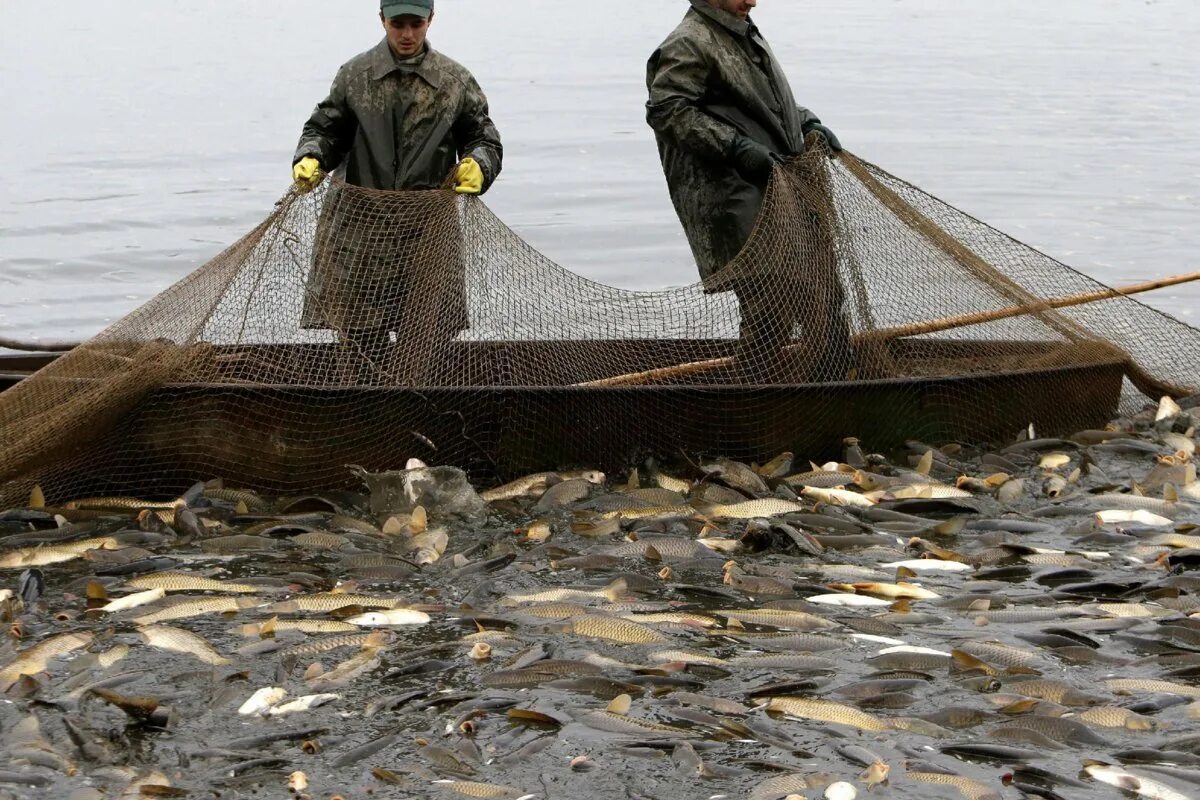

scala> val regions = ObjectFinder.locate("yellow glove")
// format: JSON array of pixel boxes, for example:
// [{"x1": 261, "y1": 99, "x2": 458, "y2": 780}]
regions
[
  {"x1": 454, "y1": 157, "x2": 484, "y2": 195},
  {"x1": 292, "y1": 157, "x2": 323, "y2": 193}
]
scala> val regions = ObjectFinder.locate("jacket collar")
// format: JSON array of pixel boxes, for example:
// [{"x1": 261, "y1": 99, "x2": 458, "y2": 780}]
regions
[
  {"x1": 689, "y1": 0, "x2": 752, "y2": 38},
  {"x1": 368, "y1": 38, "x2": 442, "y2": 88}
]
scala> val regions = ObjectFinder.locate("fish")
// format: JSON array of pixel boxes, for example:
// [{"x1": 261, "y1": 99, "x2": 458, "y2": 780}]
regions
[
  {"x1": 431, "y1": 780, "x2": 537, "y2": 799},
  {"x1": 905, "y1": 771, "x2": 1000, "y2": 800},
  {"x1": 807, "y1": 593, "x2": 891, "y2": 608},
  {"x1": 134, "y1": 596, "x2": 261, "y2": 625},
  {"x1": 703, "y1": 499, "x2": 807, "y2": 518},
  {"x1": 65, "y1": 496, "x2": 181, "y2": 511},
  {"x1": 505, "y1": 578, "x2": 629, "y2": 605},
  {"x1": 344, "y1": 609, "x2": 431, "y2": 626},
  {"x1": 1073, "y1": 706, "x2": 1157, "y2": 731},
  {"x1": 1106, "y1": 678, "x2": 1200, "y2": 698},
  {"x1": 269, "y1": 693, "x2": 340, "y2": 716},
  {"x1": 126, "y1": 572, "x2": 260, "y2": 594},
  {"x1": 761, "y1": 697, "x2": 889, "y2": 732},
  {"x1": 307, "y1": 642, "x2": 384, "y2": 690},
  {"x1": 138, "y1": 625, "x2": 231, "y2": 665},
  {"x1": 0, "y1": 632, "x2": 94, "y2": 691},
  {"x1": 576, "y1": 694, "x2": 700, "y2": 738},
  {"x1": 801, "y1": 486, "x2": 875, "y2": 507},
  {"x1": 405, "y1": 528, "x2": 449, "y2": 564},
  {"x1": 0, "y1": 538, "x2": 120, "y2": 568},
  {"x1": 1095, "y1": 510, "x2": 1173, "y2": 527},
  {"x1": 881, "y1": 559, "x2": 973, "y2": 573},
  {"x1": 716, "y1": 608, "x2": 836, "y2": 630},
  {"x1": 565, "y1": 615, "x2": 669, "y2": 644},
  {"x1": 238, "y1": 687, "x2": 288, "y2": 716},
  {"x1": 1084, "y1": 762, "x2": 1191, "y2": 800},
  {"x1": 100, "y1": 587, "x2": 165, "y2": 613},
  {"x1": 263, "y1": 593, "x2": 404, "y2": 614},
  {"x1": 281, "y1": 632, "x2": 389, "y2": 662},
  {"x1": 840, "y1": 582, "x2": 940, "y2": 600},
  {"x1": 701, "y1": 458, "x2": 769, "y2": 495},
  {"x1": 481, "y1": 470, "x2": 605, "y2": 502}
]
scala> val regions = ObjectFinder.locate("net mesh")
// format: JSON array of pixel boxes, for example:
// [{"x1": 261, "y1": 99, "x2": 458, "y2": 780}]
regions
[{"x1": 3, "y1": 142, "x2": 1198, "y2": 505}]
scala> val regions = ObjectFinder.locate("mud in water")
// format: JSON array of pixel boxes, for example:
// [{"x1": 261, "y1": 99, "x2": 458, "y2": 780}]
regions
[{"x1": 3, "y1": 396, "x2": 1200, "y2": 799}]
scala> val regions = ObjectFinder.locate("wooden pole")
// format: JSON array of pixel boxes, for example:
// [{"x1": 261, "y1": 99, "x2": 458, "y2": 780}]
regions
[{"x1": 576, "y1": 270, "x2": 1200, "y2": 388}]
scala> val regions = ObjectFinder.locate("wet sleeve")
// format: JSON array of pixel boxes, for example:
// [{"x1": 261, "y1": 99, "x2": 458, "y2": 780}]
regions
[
  {"x1": 453, "y1": 75, "x2": 504, "y2": 194},
  {"x1": 294, "y1": 66, "x2": 357, "y2": 171},
  {"x1": 645, "y1": 37, "x2": 739, "y2": 162},
  {"x1": 797, "y1": 105, "x2": 822, "y2": 131}
]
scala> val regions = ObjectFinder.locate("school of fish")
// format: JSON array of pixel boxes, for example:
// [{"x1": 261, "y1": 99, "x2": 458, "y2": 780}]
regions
[{"x1": 3, "y1": 394, "x2": 1200, "y2": 799}]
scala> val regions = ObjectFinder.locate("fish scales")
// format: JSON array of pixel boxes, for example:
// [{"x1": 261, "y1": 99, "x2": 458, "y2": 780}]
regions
[
  {"x1": 134, "y1": 596, "x2": 259, "y2": 625},
  {"x1": 127, "y1": 572, "x2": 260, "y2": 594},
  {"x1": 905, "y1": 772, "x2": 1001, "y2": 800},
  {"x1": 567, "y1": 615, "x2": 669, "y2": 644},
  {"x1": 763, "y1": 697, "x2": 889, "y2": 732},
  {"x1": 281, "y1": 633, "x2": 384, "y2": 660},
  {"x1": 138, "y1": 625, "x2": 231, "y2": 665}
]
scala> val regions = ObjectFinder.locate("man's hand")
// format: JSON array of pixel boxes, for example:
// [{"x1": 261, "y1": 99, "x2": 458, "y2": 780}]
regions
[
  {"x1": 730, "y1": 136, "x2": 782, "y2": 185},
  {"x1": 292, "y1": 157, "x2": 323, "y2": 193},
  {"x1": 454, "y1": 158, "x2": 484, "y2": 195},
  {"x1": 806, "y1": 123, "x2": 843, "y2": 154}
]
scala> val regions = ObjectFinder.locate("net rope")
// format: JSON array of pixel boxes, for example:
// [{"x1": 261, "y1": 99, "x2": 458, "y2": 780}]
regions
[{"x1": 2, "y1": 143, "x2": 1198, "y2": 504}]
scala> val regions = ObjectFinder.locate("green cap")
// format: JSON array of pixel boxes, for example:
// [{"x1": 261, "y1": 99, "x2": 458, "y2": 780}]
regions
[{"x1": 381, "y1": 0, "x2": 433, "y2": 18}]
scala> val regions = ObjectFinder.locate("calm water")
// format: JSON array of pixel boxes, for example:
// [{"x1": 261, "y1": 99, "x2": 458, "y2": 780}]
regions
[{"x1": 1, "y1": 1, "x2": 1197, "y2": 348}]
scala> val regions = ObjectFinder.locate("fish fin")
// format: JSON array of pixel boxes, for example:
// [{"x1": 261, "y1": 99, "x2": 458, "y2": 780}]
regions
[
  {"x1": 1116, "y1": 776, "x2": 1141, "y2": 791},
  {"x1": 410, "y1": 506, "x2": 428, "y2": 534},
  {"x1": 1002, "y1": 666, "x2": 1042, "y2": 677},
  {"x1": 916, "y1": 450, "x2": 933, "y2": 477},
  {"x1": 1068, "y1": 468, "x2": 1081, "y2": 484},
  {"x1": 933, "y1": 517, "x2": 966, "y2": 536},
  {"x1": 362, "y1": 631, "x2": 388, "y2": 649},
  {"x1": 1165, "y1": 483, "x2": 1180, "y2": 503},
  {"x1": 1001, "y1": 698, "x2": 1041, "y2": 714},
  {"x1": 891, "y1": 598, "x2": 912, "y2": 613},
  {"x1": 29, "y1": 485, "x2": 45, "y2": 509},
  {"x1": 235, "y1": 500, "x2": 249, "y2": 515},
  {"x1": 950, "y1": 649, "x2": 997, "y2": 676},
  {"x1": 604, "y1": 578, "x2": 630, "y2": 602},
  {"x1": 259, "y1": 617, "x2": 278, "y2": 639},
  {"x1": 624, "y1": 467, "x2": 639, "y2": 491},
  {"x1": 984, "y1": 473, "x2": 1011, "y2": 487},
  {"x1": 85, "y1": 581, "x2": 107, "y2": 601},
  {"x1": 606, "y1": 694, "x2": 632, "y2": 715},
  {"x1": 895, "y1": 567, "x2": 918, "y2": 580},
  {"x1": 643, "y1": 546, "x2": 662, "y2": 563}
]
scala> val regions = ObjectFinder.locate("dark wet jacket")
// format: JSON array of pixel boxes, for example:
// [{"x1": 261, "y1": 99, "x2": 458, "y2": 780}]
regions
[
  {"x1": 294, "y1": 39, "x2": 502, "y2": 192},
  {"x1": 647, "y1": 1, "x2": 819, "y2": 279}
]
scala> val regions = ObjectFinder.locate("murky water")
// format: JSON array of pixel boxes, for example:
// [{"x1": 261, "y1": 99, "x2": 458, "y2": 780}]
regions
[
  {"x1": 1, "y1": 1, "x2": 1197, "y2": 348},
  {"x1": 3, "y1": 401, "x2": 1200, "y2": 798}
]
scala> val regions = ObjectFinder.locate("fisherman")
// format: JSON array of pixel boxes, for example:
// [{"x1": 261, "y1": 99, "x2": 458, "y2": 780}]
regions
[
  {"x1": 646, "y1": 0, "x2": 854, "y2": 380},
  {"x1": 291, "y1": 0, "x2": 503, "y2": 379}
]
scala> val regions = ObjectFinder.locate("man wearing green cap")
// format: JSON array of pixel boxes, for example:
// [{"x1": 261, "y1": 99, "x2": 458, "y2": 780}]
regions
[
  {"x1": 293, "y1": 0, "x2": 501, "y2": 194},
  {"x1": 291, "y1": 1, "x2": 503, "y2": 377},
  {"x1": 646, "y1": 0, "x2": 854, "y2": 380}
]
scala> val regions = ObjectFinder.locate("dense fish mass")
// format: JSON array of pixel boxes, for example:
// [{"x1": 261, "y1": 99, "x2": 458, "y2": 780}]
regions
[{"x1": 2, "y1": 395, "x2": 1200, "y2": 799}]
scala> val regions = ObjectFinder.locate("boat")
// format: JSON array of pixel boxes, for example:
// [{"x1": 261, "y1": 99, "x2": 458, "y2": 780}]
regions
[{"x1": 0, "y1": 336, "x2": 1126, "y2": 496}]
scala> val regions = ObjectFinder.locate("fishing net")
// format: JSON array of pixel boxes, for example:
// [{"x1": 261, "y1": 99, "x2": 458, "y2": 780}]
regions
[{"x1": 3, "y1": 137, "x2": 1199, "y2": 505}]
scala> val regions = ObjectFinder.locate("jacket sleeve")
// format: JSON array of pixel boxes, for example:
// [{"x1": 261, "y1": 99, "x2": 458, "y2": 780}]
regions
[
  {"x1": 453, "y1": 75, "x2": 503, "y2": 194},
  {"x1": 294, "y1": 66, "x2": 357, "y2": 171},
  {"x1": 646, "y1": 36, "x2": 740, "y2": 162},
  {"x1": 798, "y1": 105, "x2": 822, "y2": 131}
]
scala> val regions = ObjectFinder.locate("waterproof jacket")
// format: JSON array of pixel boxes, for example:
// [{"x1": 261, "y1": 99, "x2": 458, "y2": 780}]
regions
[
  {"x1": 647, "y1": 0, "x2": 819, "y2": 279},
  {"x1": 295, "y1": 39, "x2": 502, "y2": 192}
]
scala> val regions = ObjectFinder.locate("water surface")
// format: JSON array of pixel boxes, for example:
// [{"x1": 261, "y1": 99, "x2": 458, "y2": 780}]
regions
[{"x1": 1, "y1": 0, "x2": 1197, "y2": 347}]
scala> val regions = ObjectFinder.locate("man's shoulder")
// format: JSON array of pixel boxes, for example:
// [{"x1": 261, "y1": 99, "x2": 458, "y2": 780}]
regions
[
  {"x1": 657, "y1": 9, "x2": 719, "y2": 53},
  {"x1": 424, "y1": 49, "x2": 482, "y2": 90},
  {"x1": 336, "y1": 42, "x2": 385, "y2": 78}
]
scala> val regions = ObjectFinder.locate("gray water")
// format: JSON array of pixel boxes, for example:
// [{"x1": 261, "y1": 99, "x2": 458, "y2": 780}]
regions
[{"x1": 1, "y1": 0, "x2": 1197, "y2": 347}]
